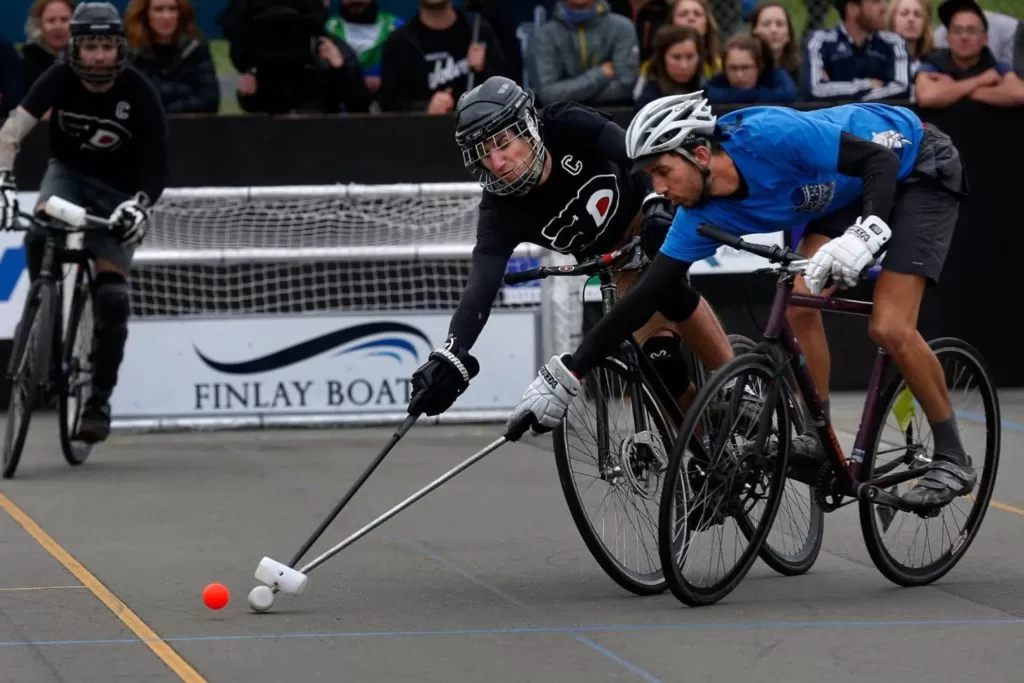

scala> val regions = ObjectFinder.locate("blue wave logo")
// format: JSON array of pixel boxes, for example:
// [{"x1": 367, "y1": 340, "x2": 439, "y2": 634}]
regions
[{"x1": 194, "y1": 322, "x2": 431, "y2": 375}]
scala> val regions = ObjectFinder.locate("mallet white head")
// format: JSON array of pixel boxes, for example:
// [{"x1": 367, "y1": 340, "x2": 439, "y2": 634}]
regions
[
  {"x1": 254, "y1": 556, "x2": 308, "y2": 595},
  {"x1": 247, "y1": 585, "x2": 275, "y2": 613}
]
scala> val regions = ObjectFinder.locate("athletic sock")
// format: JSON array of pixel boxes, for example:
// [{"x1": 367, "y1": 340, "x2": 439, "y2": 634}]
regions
[{"x1": 930, "y1": 415, "x2": 968, "y2": 466}]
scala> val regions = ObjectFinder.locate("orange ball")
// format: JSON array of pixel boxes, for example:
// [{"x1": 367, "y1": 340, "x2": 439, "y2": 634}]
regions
[{"x1": 202, "y1": 582, "x2": 230, "y2": 610}]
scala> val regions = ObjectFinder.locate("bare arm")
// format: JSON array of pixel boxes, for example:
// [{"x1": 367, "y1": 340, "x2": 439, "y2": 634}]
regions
[
  {"x1": 971, "y1": 71, "x2": 1024, "y2": 107},
  {"x1": 0, "y1": 107, "x2": 39, "y2": 171},
  {"x1": 914, "y1": 71, "x2": 982, "y2": 108}
]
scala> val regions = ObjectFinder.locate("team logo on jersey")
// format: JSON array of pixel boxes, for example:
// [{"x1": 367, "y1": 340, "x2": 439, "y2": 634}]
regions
[
  {"x1": 115, "y1": 101, "x2": 131, "y2": 120},
  {"x1": 791, "y1": 181, "x2": 835, "y2": 213},
  {"x1": 58, "y1": 111, "x2": 132, "y2": 152},
  {"x1": 540, "y1": 174, "x2": 620, "y2": 252},
  {"x1": 871, "y1": 130, "x2": 911, "y2": 151}
]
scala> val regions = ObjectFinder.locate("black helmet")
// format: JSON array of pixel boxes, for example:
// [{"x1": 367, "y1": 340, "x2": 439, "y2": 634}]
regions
[
  {"x1": 68, "y1": 2, "x2": 128, "y2": 85},
  {"x1": 455, "y1": 76, "x2": 546, "y2": 196}
]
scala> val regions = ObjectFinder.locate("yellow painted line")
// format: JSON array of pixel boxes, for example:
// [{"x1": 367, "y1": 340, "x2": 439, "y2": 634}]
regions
[
  {"x1": 0, "y1": 585, "x2": 86, "y2": 592},
  {"x1": 0, "y1": 492, "x2": 207, "y2": 683},
  {"x1": 990, "y1": 499, "x2": 1024, "y2": 516}
]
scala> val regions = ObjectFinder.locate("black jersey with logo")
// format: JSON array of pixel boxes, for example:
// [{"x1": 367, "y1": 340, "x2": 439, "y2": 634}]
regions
[
  {"x1": 20, "y1": 63, "x2": 168, "y2": 202},
  {"x1": 475, "y1": 101, "x2": 649, "y2": 260},
  {"x1": 447, "y1": 101, "x2": 651, "y2": 351}
]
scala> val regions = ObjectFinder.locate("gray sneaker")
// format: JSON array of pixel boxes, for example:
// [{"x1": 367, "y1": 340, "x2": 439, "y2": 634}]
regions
[{"x1": 901, "y1": 457, "x2": 977, "y2": 510}]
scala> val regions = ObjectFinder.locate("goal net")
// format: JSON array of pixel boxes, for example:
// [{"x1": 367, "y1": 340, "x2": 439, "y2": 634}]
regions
[{"x1": 116, "y1": 183, "x2": 584, "y2": 432}]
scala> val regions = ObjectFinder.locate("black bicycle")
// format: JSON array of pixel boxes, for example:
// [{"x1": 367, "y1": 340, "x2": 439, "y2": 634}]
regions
[
  {"x1": 505, "y1": 236, "x2": 755, "y2": 595},
  {"x1": 2, "y1": 197, "x2": 113, "y2": 479}
]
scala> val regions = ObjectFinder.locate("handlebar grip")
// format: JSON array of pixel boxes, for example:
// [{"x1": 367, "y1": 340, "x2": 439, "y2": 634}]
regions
[
  {"x1": 696, "y1": 224, "x2": 743, "y2": 249},
  {"x1": 503, "y1": 268, "x2": 545, "y2": 285},
  {"x1": 43, "y1": 196, "x2": 88, "y2": 228}
]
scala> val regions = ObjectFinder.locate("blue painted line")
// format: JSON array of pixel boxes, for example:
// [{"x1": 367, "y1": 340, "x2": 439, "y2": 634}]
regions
[
  {"x1": 371, "y1": 521, "x2": 661, "y2": 682},
  {"x1": 957, "y1": 409, "x2": 1024, "y2": 434},
  {"x1": 3, "y1": 617, "x2": 1024, "y2": 649}
]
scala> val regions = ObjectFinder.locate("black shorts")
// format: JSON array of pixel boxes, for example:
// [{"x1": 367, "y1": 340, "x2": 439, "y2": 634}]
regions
[
  {"x1": 803, "y1": 124, "x2": 966, "y2": 285},
  {"x1": 29, "y1": 159, "x2": 136, "y2": 272}
]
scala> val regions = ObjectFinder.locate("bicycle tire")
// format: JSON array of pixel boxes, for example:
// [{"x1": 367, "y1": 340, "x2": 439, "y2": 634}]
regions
[
  {"x1": 859, "y1": 337, "x2": 1000, "y2": 587},
  {"x1": 728, "y1": 335, "x2": 825, "y2": 577},
  {"x1": 58, "y1": 267, "x2": 95, "y2": 466},
  {"x1": 553, "y1": 355, "x2": 675, "y2": 596},
  {"x1": 2, "y1": 286, "x2": 55, "y2": 479},
  {"x1": 657, "y1": 351, "x2": 790, "y2": 607}
]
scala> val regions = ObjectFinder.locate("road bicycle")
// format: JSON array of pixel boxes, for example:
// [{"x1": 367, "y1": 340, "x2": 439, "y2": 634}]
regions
[
  {"x1": 3, "y1": 197, "x2": 114, "y2": 479},
  {"x1": 656, "y1": 225, "x2": 1000, "y2": 607}
]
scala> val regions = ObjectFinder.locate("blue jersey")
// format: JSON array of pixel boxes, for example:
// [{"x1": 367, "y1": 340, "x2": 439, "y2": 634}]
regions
[{"x1": 660, "y1": 103, "x2": 925, "y2": 263}]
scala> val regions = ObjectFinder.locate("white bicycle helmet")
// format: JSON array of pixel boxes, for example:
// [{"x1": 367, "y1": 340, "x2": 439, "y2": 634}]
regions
[{"x1": 625, "y1": 92, "x2": 717, "y2": 161}]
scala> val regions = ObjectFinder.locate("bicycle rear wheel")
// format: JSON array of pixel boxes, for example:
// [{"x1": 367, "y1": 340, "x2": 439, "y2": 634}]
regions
[
  {"x1": 3, "y1": 286, "x2": 55, "y2": 479},
  {"x1": 658, "y1": 351, "x2": 790, "y2": 606},
  {"x1": 553, "y1": 355, "x2": 674, "y2": 595},
  {"x1": 58, "y1": 266, "x2": 95, "y2": 466},
  {"x1": 859, "y1": 337, "x2": 1000, "y2": 587},
  {"x1": 727, "y1": 335, "x2": 825, "y2": 577}
]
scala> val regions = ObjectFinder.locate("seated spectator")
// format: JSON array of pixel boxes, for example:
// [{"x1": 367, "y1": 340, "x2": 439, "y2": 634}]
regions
[
  {"x1": 220, "y1": 0, "x2": 372, "y2": 115},
  {"x1": 705, "y1": 34, "x2": 797, "y2": 103},
  {"x1": 529, "y1": 0, "x2": 638, "y2": 107},
  {"x1": 915, "y1": 0, "x2": 1024, "y2": 108},
  {"x1": 669, "y1": 0, "x2": 721, "y2": 77},
  {"x1": 380, "y1": 0, "x2": 507, "y2": 114},
  {"x1": 21, "y1": 0, "x2": 74, "y2": 91},
  {"x1": 325, "y1": 0, "x2": 403, "y2": 96},
  {"x1": 802, "y1": 0, "x2": 911, "y2": 101},
  {"x1": 750, "y1": 1, "x2": 799, "y2": 83},
  {"x1": 635, "y1": 25, "x2": 704, "y2": 109},
  {"x1": 1, "y1": 39, "x2": 23, "y2": 120},
  {"x1": 125, "y1": 0, "x2": 220, "y2": 114},
  {"x1": 932, "y1": 4, "x2": 1020, "y2": 70}
]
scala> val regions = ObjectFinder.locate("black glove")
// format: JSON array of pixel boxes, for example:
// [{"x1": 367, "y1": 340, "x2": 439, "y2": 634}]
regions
[
  {"x1": 640, "y1": 192, "x2": 674, "y2": 258},
  {"x1": 407, "y1": 337, "x2": 481, "y2": 417}
]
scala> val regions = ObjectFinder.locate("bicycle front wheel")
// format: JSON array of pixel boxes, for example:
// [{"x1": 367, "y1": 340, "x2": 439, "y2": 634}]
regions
[
  {"x1": 58, "y1": 267, "x2": 95, "y2": 466},
  {"x1": 658, "y1": 351, "x2": 791, "y2": 606},
  {"x1": 553, "y1": 355, "x2": 675, "y2": 595},
  {"x1": 3, "y1": 286, "x2": 55, "y2": 479}
]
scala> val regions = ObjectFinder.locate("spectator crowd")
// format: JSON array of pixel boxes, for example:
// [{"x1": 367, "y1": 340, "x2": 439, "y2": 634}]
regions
[{"x1": 1, "y1": 0, "x2": 1022, "y2": 120}]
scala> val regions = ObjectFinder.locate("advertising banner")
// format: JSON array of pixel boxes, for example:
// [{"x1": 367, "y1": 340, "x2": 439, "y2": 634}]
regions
[{"x1": 110, "y1": 311, "x2": 538, "y2": 421}]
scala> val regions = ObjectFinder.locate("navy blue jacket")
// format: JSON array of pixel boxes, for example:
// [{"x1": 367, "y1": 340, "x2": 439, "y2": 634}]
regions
[
  {"x1": 801, "y1": 23, "x2": 911, "y2": 101},
  {"x1": 704, "y1": 68, "x2": 798, "y2": 104}
]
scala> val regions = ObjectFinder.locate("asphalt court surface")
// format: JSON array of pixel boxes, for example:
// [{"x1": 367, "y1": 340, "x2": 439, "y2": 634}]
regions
[{"x1": 2, "y1": 391, "x2": 1024, "y2": 683}]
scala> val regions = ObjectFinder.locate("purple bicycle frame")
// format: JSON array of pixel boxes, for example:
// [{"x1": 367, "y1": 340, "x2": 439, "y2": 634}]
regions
[{"x1": 760, "y1": 276, "x2": 888, "y2": 492}]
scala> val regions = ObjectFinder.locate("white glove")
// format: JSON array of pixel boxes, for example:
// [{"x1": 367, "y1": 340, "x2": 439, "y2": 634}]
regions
[
  {"x1": 803, "y1": 215, "x2": 891, "y2": 295},
  {"x1": 505, "y1": 355, "x2": 580, "y2": 440},
  {"x1": 109, "y1": 193, "x2": 150, "y2": 247},
  {"x1": 0, "y1": 171, "x2": 18, "y2": 231}
]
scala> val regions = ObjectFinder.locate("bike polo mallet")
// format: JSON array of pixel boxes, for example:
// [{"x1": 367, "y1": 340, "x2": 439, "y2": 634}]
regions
[
  {"x1": 247, "y1": 349, "x2": 492, "y2": 611},
  {"x1": 247, "y1": 412, "x2": 419, "y2": 611},
  {"x1": 247, "y1": 431, "x2": 511, "y2": 612},
  {"x1": 465, "y1": 0, "x2": 483, "y2": 90}
]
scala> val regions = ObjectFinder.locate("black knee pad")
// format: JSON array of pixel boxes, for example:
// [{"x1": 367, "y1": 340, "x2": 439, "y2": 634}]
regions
[
  {"x1": 93, "y1": 271, "x2": 130, "y2": 326},
  {"x1": 642, "y1": 334, "x2": 691, "y2": 398},
  {"x1": 658, "y1": 281, "x2": 701, "y2": 323}
]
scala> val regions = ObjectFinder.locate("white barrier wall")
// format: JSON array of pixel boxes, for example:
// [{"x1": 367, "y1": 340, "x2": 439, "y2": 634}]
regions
[{"x1": 111, "y1": 311, "x2": 538, "y2": 427}]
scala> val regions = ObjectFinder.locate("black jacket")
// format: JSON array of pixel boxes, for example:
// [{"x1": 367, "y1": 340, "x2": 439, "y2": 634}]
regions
[{"x1": 131, "y1": 36, "x2": 221, "y2": 114}]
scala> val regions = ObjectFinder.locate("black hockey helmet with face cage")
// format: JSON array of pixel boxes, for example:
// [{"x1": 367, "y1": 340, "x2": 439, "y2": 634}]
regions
[
  {"x1": 454, "y1": 76, "x2": 547, "y2": 197},
  {"x1": 68, "y1": 2, "x2": 128, "y2": 85}
]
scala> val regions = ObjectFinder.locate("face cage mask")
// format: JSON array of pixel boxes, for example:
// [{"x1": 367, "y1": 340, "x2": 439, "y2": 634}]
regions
[
  {"x1": 462, "y1": 114, "x2": 546, "y2": 197},
  {"x1": 69, "y1": 35, "x2": 128, "y2": 85}
]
